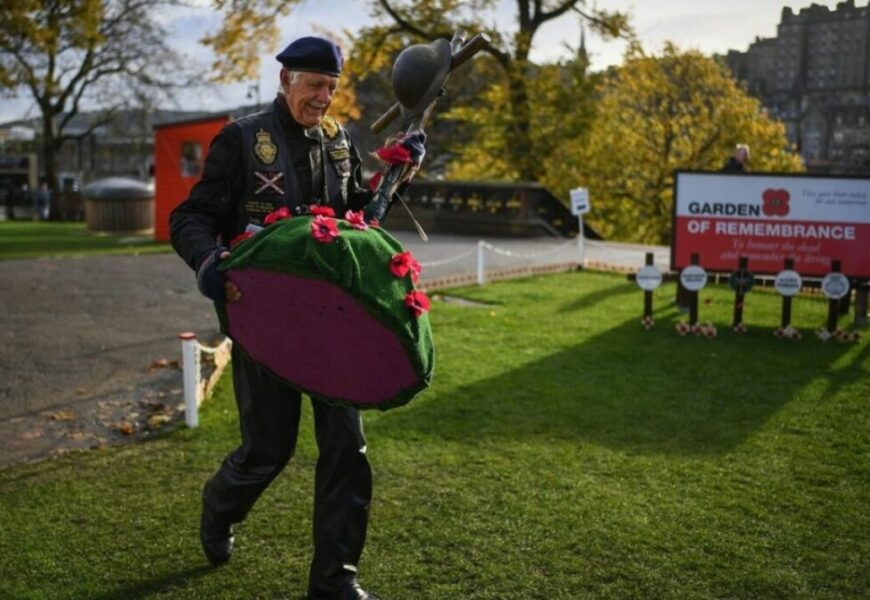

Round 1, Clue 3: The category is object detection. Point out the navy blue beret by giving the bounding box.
[275,36,343,76]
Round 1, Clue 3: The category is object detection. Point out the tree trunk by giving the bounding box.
[506,62,538,181]
[41,110,61,220]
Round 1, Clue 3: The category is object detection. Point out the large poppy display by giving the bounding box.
[217,208,434,410]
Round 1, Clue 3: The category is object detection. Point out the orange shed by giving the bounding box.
[153,114,230,242]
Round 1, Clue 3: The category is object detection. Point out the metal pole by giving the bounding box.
[689,253,700,325]
[826,260,842,333]
[577,215,585,268]
[781,258,793,328]
[644,252,653,319]
[477,240,486,286]
[179,332,199,428]
[732,256,748,328]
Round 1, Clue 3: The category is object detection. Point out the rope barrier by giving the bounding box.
[419,247,477,267]
[480,239,575,259]
[198,338,232,355]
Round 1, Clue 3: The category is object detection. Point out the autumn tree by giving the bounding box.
[200,0,297,83]
[0,0,194,195]
[445,47,598,180]
[350,0,631,181]
[545,44,804,245]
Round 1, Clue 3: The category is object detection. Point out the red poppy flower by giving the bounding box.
[369,171,383,191]
[369,219,380,228]
[344,209,368,231]
[762,189,790,217]
[404,290,430,317]
[230,231,254,248]
[311,215,340,243]
[309,204,336,217]
[376,143,413,164]
[390,251,422,282]
[264,206,291,225]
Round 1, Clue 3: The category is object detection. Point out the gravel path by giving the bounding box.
[0,254,217,465]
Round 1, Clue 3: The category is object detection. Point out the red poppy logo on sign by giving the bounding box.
[762,188,790,217]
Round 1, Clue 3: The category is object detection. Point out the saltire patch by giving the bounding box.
[254,170,285,195]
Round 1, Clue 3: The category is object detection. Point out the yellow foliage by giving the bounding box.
[543,44,804,245]
[445,59,597,183]
[0,0,104,93]
[201,0,301,83]
[202,7,360,123]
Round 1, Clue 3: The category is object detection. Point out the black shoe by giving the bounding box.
[308,582,380,600]
[199,497,234,566]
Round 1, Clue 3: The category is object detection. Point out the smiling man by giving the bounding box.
[169,36,391,600]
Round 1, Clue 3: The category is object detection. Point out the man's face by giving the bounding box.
[281,69,338,128]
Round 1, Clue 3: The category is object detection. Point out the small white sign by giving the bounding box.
[774,270,802,297]
[680,265,708,291]
[570,187,590,216]
[821,272,850,300]
[636,265,663,291]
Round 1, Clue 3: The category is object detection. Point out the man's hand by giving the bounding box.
[197,247,242,303]
[399,131,426,184]
[223,254,242,302]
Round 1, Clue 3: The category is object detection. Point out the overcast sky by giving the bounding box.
[0,0,857,123]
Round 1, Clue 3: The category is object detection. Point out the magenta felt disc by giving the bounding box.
[224,268,421,406]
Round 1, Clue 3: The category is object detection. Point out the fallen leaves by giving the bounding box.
[148,358,180,372]
[147,414,171,428]
[49,411,76,421]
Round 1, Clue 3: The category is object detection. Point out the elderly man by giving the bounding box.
[170,36,396,600]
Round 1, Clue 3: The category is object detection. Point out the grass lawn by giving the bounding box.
[0,271,867,599]
[0,221,171,260]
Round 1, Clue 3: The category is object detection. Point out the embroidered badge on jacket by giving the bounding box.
[328,145,351,162]
[254,129,278,165]
[254,170,285,195]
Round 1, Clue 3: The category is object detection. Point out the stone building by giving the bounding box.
[725,0,870,174]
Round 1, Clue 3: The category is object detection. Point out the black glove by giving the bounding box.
[400,131,426,165]
[196,246,228,302]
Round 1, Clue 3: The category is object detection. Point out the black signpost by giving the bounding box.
[643,253,654,320]
[729,256,754,330]
[826,260,844,333]
[856,281,869,326]
[689,253,700,325]
[634,252,665,330]
[781,258,795,328]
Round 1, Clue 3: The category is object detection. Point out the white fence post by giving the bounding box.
[477,240,486,286]
[179,332,200,428]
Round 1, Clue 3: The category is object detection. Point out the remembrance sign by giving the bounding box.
[672,172,870,276]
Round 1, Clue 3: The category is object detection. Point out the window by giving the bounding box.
[181,142,202,178]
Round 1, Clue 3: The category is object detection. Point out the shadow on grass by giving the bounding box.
[555,280,638,314]
[374,307,864,456]
[84,565,215,600]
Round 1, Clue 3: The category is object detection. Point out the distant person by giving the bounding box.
[722,143,750,172]
[36,180,51,221]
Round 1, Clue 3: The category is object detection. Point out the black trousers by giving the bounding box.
[204,347,373,594]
